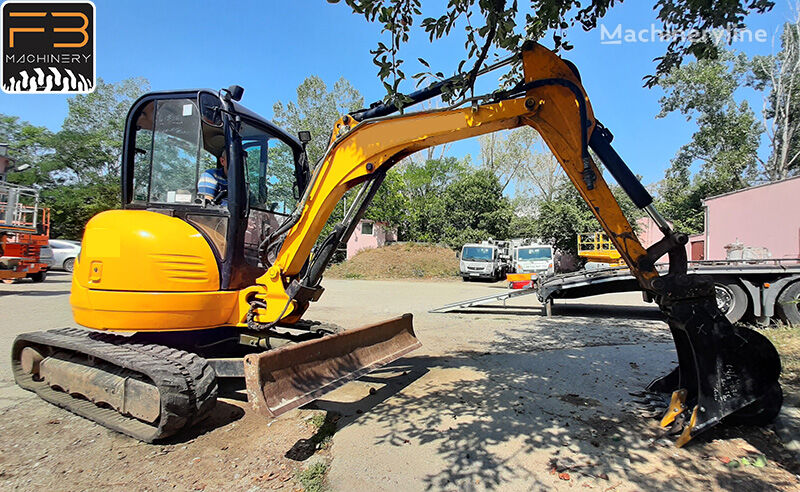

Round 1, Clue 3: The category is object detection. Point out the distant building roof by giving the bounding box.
[703,174,800,204]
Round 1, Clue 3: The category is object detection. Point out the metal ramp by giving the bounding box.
[429,286,539,313]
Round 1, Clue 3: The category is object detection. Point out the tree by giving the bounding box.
[1,79,149,238]
[656,49,763,233]
[364,168,409,226]
[0,114,51,186]
[42,177,119,240]
[273,76,367,247]
[50,77,149,183]
[478,126,564,203]
[272,76,364,165]
[531,180,596,255]
[400,155,468,199]
[749,14,800,180]
[330,0,775,105]
[434,169,513,248]
[530,178,642,255]
[385,156,469,241]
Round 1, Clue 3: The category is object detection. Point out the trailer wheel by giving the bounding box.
[776,281,800,326]
[714,281,747,324]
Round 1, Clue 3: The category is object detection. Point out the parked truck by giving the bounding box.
[512,243,555,276]
[459,240,511,281]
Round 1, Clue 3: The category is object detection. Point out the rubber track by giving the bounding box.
[11,328,217,442]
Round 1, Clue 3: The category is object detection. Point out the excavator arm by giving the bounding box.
[244,42,782,446]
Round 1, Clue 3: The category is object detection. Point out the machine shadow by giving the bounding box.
[162,399,245,444]
[314,315,793,491]
[0,290,71,297]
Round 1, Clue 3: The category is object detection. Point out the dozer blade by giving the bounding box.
[656,290,782,447]
[243,313,421,418]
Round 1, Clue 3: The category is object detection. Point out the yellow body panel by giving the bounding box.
[70,209,243,332]
[71,277,238,331]
[74,210,220,292]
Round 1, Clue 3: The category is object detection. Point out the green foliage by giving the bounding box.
[530,180,596,255]
[402,156,468,198]
[656,49,762,233]
[329,0,775,103]
[748,19,800,180]
[296,461,328,492]
[365,156,470,243]
[42,177,119,240]
[273,76,364,241]
[272,76,364,165]
[54,77,150,181]
[308,412,338,449]
[364,168,409,226]
[2,78,149,239]
[434,169,513,248]
[0,114,52,186]
[524,178,642,255]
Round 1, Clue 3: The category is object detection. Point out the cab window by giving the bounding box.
[241,121,296,214]
[130,97,221,205]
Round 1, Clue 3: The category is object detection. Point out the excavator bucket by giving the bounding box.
[648,279,783,446]
[243,313,421,418]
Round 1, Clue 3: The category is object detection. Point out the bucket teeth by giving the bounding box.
[660,388,687,428]
[675,406,699,448]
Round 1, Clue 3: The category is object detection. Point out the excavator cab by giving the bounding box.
[64,89,319,331]
[120,89,310,291]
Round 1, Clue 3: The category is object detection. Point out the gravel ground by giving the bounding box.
[0,273,797,491]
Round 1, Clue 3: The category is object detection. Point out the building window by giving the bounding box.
[362,222,373,235]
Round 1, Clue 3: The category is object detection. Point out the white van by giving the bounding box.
[513,244,554,276]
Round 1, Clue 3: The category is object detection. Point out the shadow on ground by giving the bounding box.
[319,314,798,491]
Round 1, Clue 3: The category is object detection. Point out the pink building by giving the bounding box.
[346,219,398,259]
[636,216,667,250]
[635,216,686,264]
[699,176,800,261]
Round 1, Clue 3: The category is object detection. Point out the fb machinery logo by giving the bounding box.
[1,1,95,94]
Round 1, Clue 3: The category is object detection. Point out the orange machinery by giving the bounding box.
[0,182,51,283]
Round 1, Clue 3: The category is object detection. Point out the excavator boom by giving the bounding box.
[244,42,782,445]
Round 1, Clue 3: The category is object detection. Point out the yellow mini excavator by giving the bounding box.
[12,43,782,447]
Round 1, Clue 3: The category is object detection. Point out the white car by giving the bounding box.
[49,239,81,272]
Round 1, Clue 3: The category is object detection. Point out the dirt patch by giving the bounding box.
[0,388,336,491]
[558,394,601,407]
[326,243,459,279]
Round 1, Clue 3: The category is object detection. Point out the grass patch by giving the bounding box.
[308,412,339,449]
[296,462,327,492]
[327,242,459,279]
[762,323,800,399]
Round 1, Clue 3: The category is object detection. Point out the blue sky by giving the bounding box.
[0,0,795,186]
